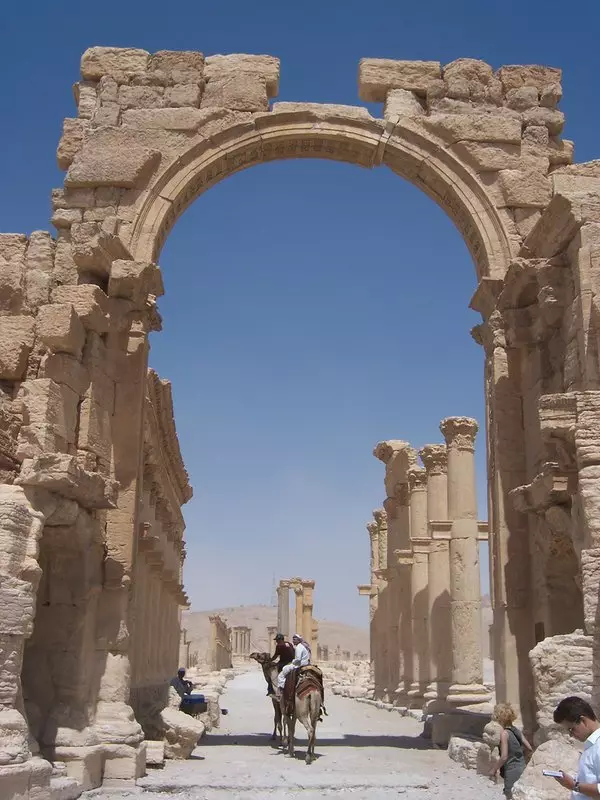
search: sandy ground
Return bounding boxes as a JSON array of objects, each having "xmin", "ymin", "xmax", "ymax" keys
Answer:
[{"xmin": 88, "ymin": 669, "xmax": 504, "ymax": 799}]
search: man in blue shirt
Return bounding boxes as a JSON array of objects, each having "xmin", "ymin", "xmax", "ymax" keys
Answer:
[{"xmin": 554, "ymin": 696, "xmax": 600, "ymax": 798}]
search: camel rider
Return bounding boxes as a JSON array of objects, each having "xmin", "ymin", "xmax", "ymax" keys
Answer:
[
  {"xmin": 266, "ymin": 633, "xmax": 295, "ymax": 696},
  {"xmin": 277, "ymin": 633, "xmax": 310, "ymax": 694}
]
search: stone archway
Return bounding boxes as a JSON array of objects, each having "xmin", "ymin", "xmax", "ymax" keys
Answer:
[{"xmin": 1, "ymin": 46, "xmax": 598, "ymax": 796}]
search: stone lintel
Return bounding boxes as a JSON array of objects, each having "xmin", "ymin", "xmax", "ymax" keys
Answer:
[{"xmin": 357, "ymin": 584, "xmax": 377, "ymax": 596}]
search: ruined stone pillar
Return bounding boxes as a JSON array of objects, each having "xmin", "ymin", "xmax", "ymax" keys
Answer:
[
  {"xmin": 419, "ymin": 444, "xmax": 452, "ymax": 706},
  {"xmin": 312, "ymin": 619, "xmax": 319, "ymax": 658},
  {"xmin": 294, "ymin": 582, "xmax": 303, "ymax": 636},
  {"xmin": 407, "ymin": 466, "xmax": 429, "ymax": 707},
  {"xmin": 367, "ymin": 519, "xmax": 380, "ymax": 694},
  {"xmin": 440, "ymin": 417, "xmax": 489, "ymax": 705},
  {"xmin": 267, "ymin": 625, "xmax": 278, "ymax": 648},
  {"xmin": 301, "ymin": 579, "xmax": 315, "ymax": 649},
  {"xmin": 276, "ymin": 580, "xmax": 290, "ymax": 638}
]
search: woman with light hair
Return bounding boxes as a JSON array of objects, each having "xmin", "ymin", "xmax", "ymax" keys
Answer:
[{"xmin": 489, "ymin": 702, "xmax": 533, "ymax": 797}]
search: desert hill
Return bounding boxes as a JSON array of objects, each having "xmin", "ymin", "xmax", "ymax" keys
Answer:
[{"xmin": 183, "ymin": 604, "xmax": 369, "ymax": 664}]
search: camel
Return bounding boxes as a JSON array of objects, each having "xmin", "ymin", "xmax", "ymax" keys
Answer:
[
  {"xmin": 250, "ymin": 652, "xmax": 283, "ymax": 743},
  {"xmin": 250, "ymin": 651, "xmax": 322, "ymax": 764}
]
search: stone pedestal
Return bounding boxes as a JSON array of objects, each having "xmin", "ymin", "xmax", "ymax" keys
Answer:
[{"xmin": 440, "ymin": 417, "xmax": 490, "ymax": 707}]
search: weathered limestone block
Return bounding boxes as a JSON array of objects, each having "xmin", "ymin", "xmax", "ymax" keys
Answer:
[
  {"xmin": 447, "ymin": 735, "xmax": 493, "ymax": 774},
  {"xmin": 512, "ymin": 739, "xmax": 581, "ymax": 800},
  {"xmin": 103, "ymin": 742, "xmax": 146, "ymax": 780},
  {"xmin": 384, "ymin": 89, "xmax": 425, "ymax": 119},
  {"xmin": 442, "ymin": 59, "xmax": 501, "ymax": 105},
  {"xmin": 498, "ymin": 65, "xmax": 562, "ymax": 92},
  {"xmin": 52, "ymin": 285, "xmax": 109, "ymax": 334},
  {"xmin": 36, "ymin": 304, "xmax": 85, "ymax": 357},
  {"xmin": 530, "ymin": 630, "xmax": 592, "ymax": 740},
  {"xmin": 145, "ymin": 740, "xmax": 165, "ymax": 767},
  {"xmin": 39, "ymin": 353, "xmax": 90, "ymax": 396},
  {"xmin": 17, "ymin": 378, "xmax": 79, "ymax": 459},
  {"xmin": 118, "ymin": 84, "xmax": 164, "ymax": 110},
  {"xmin": 53, "ymin": 231, "xmax": 79, "ymax": 285},
  {"xmin": 359, "ymin": 58, "xmax": 441, "ymax": 101},
  {"xmin": 159, "ymin": 707, "xmax": 205, "ymax": 759},
  {"xmin": 418, "ymin": 113, "xmax": 522, "ymax": 144},
  {"xmin": 0, "ymin": 756, "xmax": 52, "ymax": 799},
  {"xmin": 505, "ymin": 86, "xmax": 539, "ymax": 112},
  {"xmin": 74, "ymin": 80, "xmax": 98, "ymax": 120},
  {"xmin": 150, "ymin": 50, "xmax": 204, "ymax": 76},
  {"xmin": 78, "ymin": 396, "xmax": 111, "ymax": 462},
  {"xmin": 108, "ymin": 259, "xmax": 164, "ymax": 305},
  {"xmin": 53, "ymin": 746, "xmax": 103, "ymax": 791},
  {"xmin": 25, "ymin": 231, "xmax": 55, "ymax": 274},
  {"xmin": 164, "ymin": 84, "xmax": 202, "ymax": 108},
  {"xmin": 66, "ymin": 128, "xmax": 161, "ymax": 188},
  {"xmin": 499, "ymin": 169, "xmax": 552, "ymax": 208},
  {"xmin": 202, "ymin": 73, "xmax": 268, "ymax": 112},
  {"xmin": 57, "ymin": 118, "xmax": 89, "ymax": 170},
  {"xmin": 16, "ymin": 453, "xmax": 118, "ymax": 509},
  {"xmin": 0, "ymin": 316, "xmax": 35, "ymax": 380},
  {"xmin": 204, "ymin": 54, "xmax": 279, "ymax": 97},
  {"xmin": 450, "ymin": 142, "xmax": 520, "ymax": 172},
  {"xmin": 522, "ymin": 193, "xmax": 600, "ymax": 258},
  {"xmin": 81, "ymin": 46, "xmax": 150, "ymax": 80},
  {"xmin": 0, "ymin": 234, "xmax": 27, "ymax": 314},
  {"xmin": 523, "ymin": 107, "xmax": 565, "ymax": 136},
  {"xmin": 122, "ymin": 107, "xmax": 205, "ymax": 131}
]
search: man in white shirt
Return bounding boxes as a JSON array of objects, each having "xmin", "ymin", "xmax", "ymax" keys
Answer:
[
  {"xmin": 554, "ymin": 696, "xmax": 600, "ymax": 798},
  {"xmin": 277, "ymin": 633, "xmax": 310, "ymax": 693}
]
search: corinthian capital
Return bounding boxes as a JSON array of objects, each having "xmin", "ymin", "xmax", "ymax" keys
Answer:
[
  {"xmin": 419, "ymin": 444, "xmax": 448, "ymax": 475},
  {"xmin": 372, "ymin": 508, "xmax": 387, "ymax": 529},
  {"xmin": 440, "ymin": 417, "xmax": 479, "ymax": 451},
  {"xmin": 407, "ymin": 466, "xmax": 427, "ymax": 491},
  {"xmin": 366, "ymin": 521, "xmax": 378, "ymax": 538}
]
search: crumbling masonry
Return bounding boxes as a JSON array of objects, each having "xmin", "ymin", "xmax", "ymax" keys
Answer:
[{"xmin": 0, "ymin": 45, "xmax": 599, "ymax": 797}]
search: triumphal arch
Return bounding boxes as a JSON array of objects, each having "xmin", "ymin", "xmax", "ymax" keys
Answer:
[{"xmin": 1, "ymin": 46, "xmax": 599, "ymax": 796}]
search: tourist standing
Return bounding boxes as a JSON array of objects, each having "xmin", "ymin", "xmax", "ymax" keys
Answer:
[
  {"xmin": 553, "ymin": 696, "xmax": 600, "ymax": 798},
  {"xmin": 489, "ymin": 702, "xmax": 532, "ymax": 798}
]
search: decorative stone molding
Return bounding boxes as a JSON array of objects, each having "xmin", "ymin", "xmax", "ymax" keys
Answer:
[
  {"xmin": 440, "ymin": 416, "xmax": 479, "ymax": 451},
  {"xmin": 419, "ymin": 444, "xmax": 448, "ymax": 475}
]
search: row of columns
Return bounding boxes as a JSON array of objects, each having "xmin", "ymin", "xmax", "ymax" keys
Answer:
[
  {"xmin": 276, "ymin": 577, "xmax": 316, "ymax": 650},
  {"xmin": 232, "ymin": 626, "xmax": 252, "ymax": 658},
  {"xmin": 360, "ymin": 416, "xmax": 490, "ymax": 716}
]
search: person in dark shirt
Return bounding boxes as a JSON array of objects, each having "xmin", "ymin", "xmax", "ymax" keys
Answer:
[{"xmin": 266, "ymin": 633, "xmax": 295, "ymax": 696}]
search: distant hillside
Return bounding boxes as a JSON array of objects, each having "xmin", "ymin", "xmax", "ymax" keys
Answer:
[{"xmin": 183, "ymin": 604, "xmax": 369, "ymax": 664}]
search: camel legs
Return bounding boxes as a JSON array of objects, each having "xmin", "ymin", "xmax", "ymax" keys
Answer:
[{"xmin": 286, "ymin": 714, "xmax": 296, "ymax": 758}]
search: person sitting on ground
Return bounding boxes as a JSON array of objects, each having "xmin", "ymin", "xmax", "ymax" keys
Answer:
[
  {"xmin": 553, "ymin": 695, "xmax": 600, "ymax": 797},
  {"xmin": 170, "ymin": 667, "xmax": 193, "ymax": 699},
  {"xmin": 489, "ymin": 702, "xmax": 532, "ymax": 798},
  {"xmin": 276, "ymin": 633, "xmax": 310, "ymax": 697},
  {"xmin": 265, "ymin": 633, "xmax": 295, "ymax": 696},
  {"xmin": 170, "ymin": 668, "xmax": 206, "ymax": 715}
]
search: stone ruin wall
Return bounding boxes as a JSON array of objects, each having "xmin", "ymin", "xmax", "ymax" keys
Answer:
[
  {"xmin": 208, "ymin": 615, "xmax": 232, "ymax": 671},
  {"xmin": 0, "ymin": 44, "xmax": 600, "ymax": 796}
]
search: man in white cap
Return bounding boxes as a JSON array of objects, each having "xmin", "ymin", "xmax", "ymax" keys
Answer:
[{"xmin": 276, "ymin": 633, "xmax": 310, "ymax": 695}]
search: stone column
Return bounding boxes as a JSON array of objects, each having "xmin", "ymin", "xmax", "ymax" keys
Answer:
[
  {"xmin": 294, "ymin": 582, "xmax": 303, "ymax": 636},
  {"xmin": 440, "ymin": 417, "xmax": 489, "ymax": 705},
  {"xmin": 267, "ymin": 625, "xmax": 278, "ymax": 648},
  {"xmin": 367, "ymin": 519, "xmax": 380, "ymax": 694},
  {"xmin": 407, "ymin": 466, "xmax": 429, "ymax": 707},
  {"xmin": 420, "ymin": 444, "xmax": 452, "ymax": 707},
  {"xmin": 277, "ymin": 580, "xmax": 290, "ymax": 638},
  {"xmin": 301, "ymin": 579, "xmax": 315, "ymax": 649},
  {"xmin": 312, "ymin": 619, "xmax": 319, "ymax": 658}
]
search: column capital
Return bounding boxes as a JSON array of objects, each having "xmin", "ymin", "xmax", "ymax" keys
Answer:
[
  {"xmin": 366, "ymin": 520, "xmax": 378, "ymax": 538},
  {"xmin": 440, "ymin": 417, "xmax": 479, "ymax": 451},
  {"xmin": 408, "ymin": 466, "xmax": 427, "ymax": 491},
  {"xmin": 419, "ymin": 444, "xmax": 448, "ymax": 475},
  {"xmin": 372, "ymin": 508, "xmax": 387, "ymax": 528}
]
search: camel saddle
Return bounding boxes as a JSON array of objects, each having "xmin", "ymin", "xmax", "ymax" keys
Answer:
[{"xmin": 282, "ymin": 665, "xmax": 324, "ymax": 715}]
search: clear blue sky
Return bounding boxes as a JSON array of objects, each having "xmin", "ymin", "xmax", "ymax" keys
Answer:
[{"xmin": 2, "ymin": 1, "xmax": 599, "ymax": 627}]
